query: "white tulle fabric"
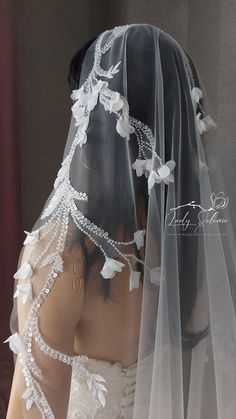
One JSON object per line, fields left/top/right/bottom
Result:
{"left": 4, "top": 23, "right": 236, "bottom": 419}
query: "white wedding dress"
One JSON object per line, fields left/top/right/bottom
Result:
{"left": 67, "top": 357, "right": 137, "bottom": 419}
{"left": 67, "top": 353, "right": 152, "bottom": 418}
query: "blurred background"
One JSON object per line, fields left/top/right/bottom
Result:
{"left": 0, "top": 0, "right": 236, "bottom": 416}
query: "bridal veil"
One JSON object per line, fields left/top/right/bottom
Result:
{"left": 5, "top": 23, "right": 236, "bottom": 419}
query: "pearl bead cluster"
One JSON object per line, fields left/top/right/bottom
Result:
{"left": 177, "top": 43, "right": 207, "bottom": 119}
{"left": 129, "top": 116, "right": 162, "bottom": 165}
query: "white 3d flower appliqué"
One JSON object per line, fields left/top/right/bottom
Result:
{"left": 196, "top": 113, "right": 217, "bottom": 135}
{"left": 23, "top": 229, "right": 40, "bottom": 245}
{"left": 4, "top": 332, "right": 24, "bottom": 354}
{"left": 129, "top": 271, "right": 141, "bottom": 291}
{"left": 148, "top": 160, "right": 176, "bottom": 192}
{"left": 116, "top": 117, "right": 135, "bottom": 139}
{"left": 76, "top": 128, "right": 88, "bottom": 148}
{"left": 103, "top": 92, "right": 124, "bottom": 113}
{"left": 92, "top": 80, "right": 109, "bottom": 97}
{"left": 132, "top": 159, "right": 152, "bottom": 177}
{"left": 191, "top": 87, "right": 203, "bottom": 107}
{"left": 71, "top": 80, "right": 108, "bottom": 127}
{"left": 100, "top": 257, "right": 126, "bottom": 279}
{"left": 71, "top": 102, "right": 86, "bottom": 125}
{"left": 132, "top": 159, "right": 146, "bottom": 177}
{"left": 84, "top": 81, "right": 108, "bottom": 112}
{"left": 13, "top": 262, "right": 33, "bottom": 280}
{"left": 14, "top": 283, "right": 33, "bottom": 304}
{"left": 134, "top": 229, "right": 146, "bottom": 249}
{"left": 70, "top": 85, "right": 84, "bottom": 101}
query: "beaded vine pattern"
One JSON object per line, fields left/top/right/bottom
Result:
{"left": 4, "top": 24, "right": 217, "bottom": 418}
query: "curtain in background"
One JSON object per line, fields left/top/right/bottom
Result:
{"left": 2, "top": 0, "right": 236, "bottom": 415}
{"left": 0, "top": 1, "right": 23, "bottom": 417}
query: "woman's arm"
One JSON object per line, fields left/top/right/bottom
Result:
{"left": 6, "top": 235, "right": 85, "bottom": 419}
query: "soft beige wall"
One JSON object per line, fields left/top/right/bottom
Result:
{"left": 17, "top": 0, "right": 236, "bottom": 229}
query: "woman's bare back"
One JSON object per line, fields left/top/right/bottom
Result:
{"left": 73, "top": 249, "right": 143, "bottom": 368}
{"left": 73, "top": 198, "right": 146, "bottom": 368}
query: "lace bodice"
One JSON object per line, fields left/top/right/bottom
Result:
{"left": 67, "top": 357, "right": 137, "bottom": 419}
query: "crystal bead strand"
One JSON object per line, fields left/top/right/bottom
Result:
{"left": 33, "top": 315, "right": 88, "bottom": 366}
{"left": 20, "top": 211, "right": 60, "bottom": 271}
{"left": 129, "top": 117, "right": 162, "bottom": 165}
{"left": 179, "top": 46, "right": 207, "bottom": 118}
{"left": 72, "top": 209, "right": 134, "bottom": 273}
{"left": 33, "top": 216, "right": 61, "bottom": 269}
{"left": 20, "top": 354, "right": 55, "bottom": 418}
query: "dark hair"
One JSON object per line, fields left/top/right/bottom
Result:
{"left": 67, "top": 35, "right": 208, "bottom": 350}
{"left": 67, "top": 37, "right": 97, "bottom": 91}
{"left": 67, "top": 37, "right": 147, "bottom": 302}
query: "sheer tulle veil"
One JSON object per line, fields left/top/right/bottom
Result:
{"left": 5, "top": 23, "right": 236, "bottom": 419}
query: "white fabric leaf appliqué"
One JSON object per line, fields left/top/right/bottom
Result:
{"left": 82, "top": 80, "right": 108, "bottom": 112}
{"left": 91, "top": 374, "right": 106, "bottom": 383}
{"left": 116, "top": 117, "right": 135, "bottom": 139}
{"left": 3, "top": 332, "right": 24, "bottom": 354}
{"left": 23, "top": 229, "right": 40, "bottom": 245}
{"left": 191, "top": 87, "right": 203, "bottom": 107}
{"left": 106, "top": 60, "right": 122, "bottom": 78}
{"left": 85, "top": 93, "right": 98, "bottom": 112}
{"left": 26, "top": 399, "right": 34, "bottom": 410}
{"left": 89, "top": 372, "right": 108, "bottom": 408}
{"left": 100, "top": 257, "right": 126, "bottom": 279}
{"left": 134, "top": 229, "right": 146, "bottom": 249}
{"left": 70, "top": 86, "right": 84, "bottom": 101}
{"left": 132, "top": 159, "right": 152, "bottom": 177}
{"left": 22, "top": 387, "right": 33, "bottom": 400}
{"left": 148, "top": 160, "right": 175, "bottom": 192}
{"left": 104, "top": 91, "right": 124, "bottom": 113}
{"left": 98, "top": 390, "right": 106, "bottom": 408}
{"left": 14, "top": 283, "right": 32, "bottom": 304}
{"left": 147, "top": 170, "right": 163, "bottom": 193}
{"left": 132, "top": 159, "right": 146, "bottom": 177}
{"left": 13, "top": 262, "right": 33, "bottom": 281}
{"left": 87, "top": 377, "right": 92, "bottom": 391}
{"left": 196, "top": 113, "right": 217, "bottom": 135}
{"left": 129, "top": 271, "right": 141, "bottom": 292}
